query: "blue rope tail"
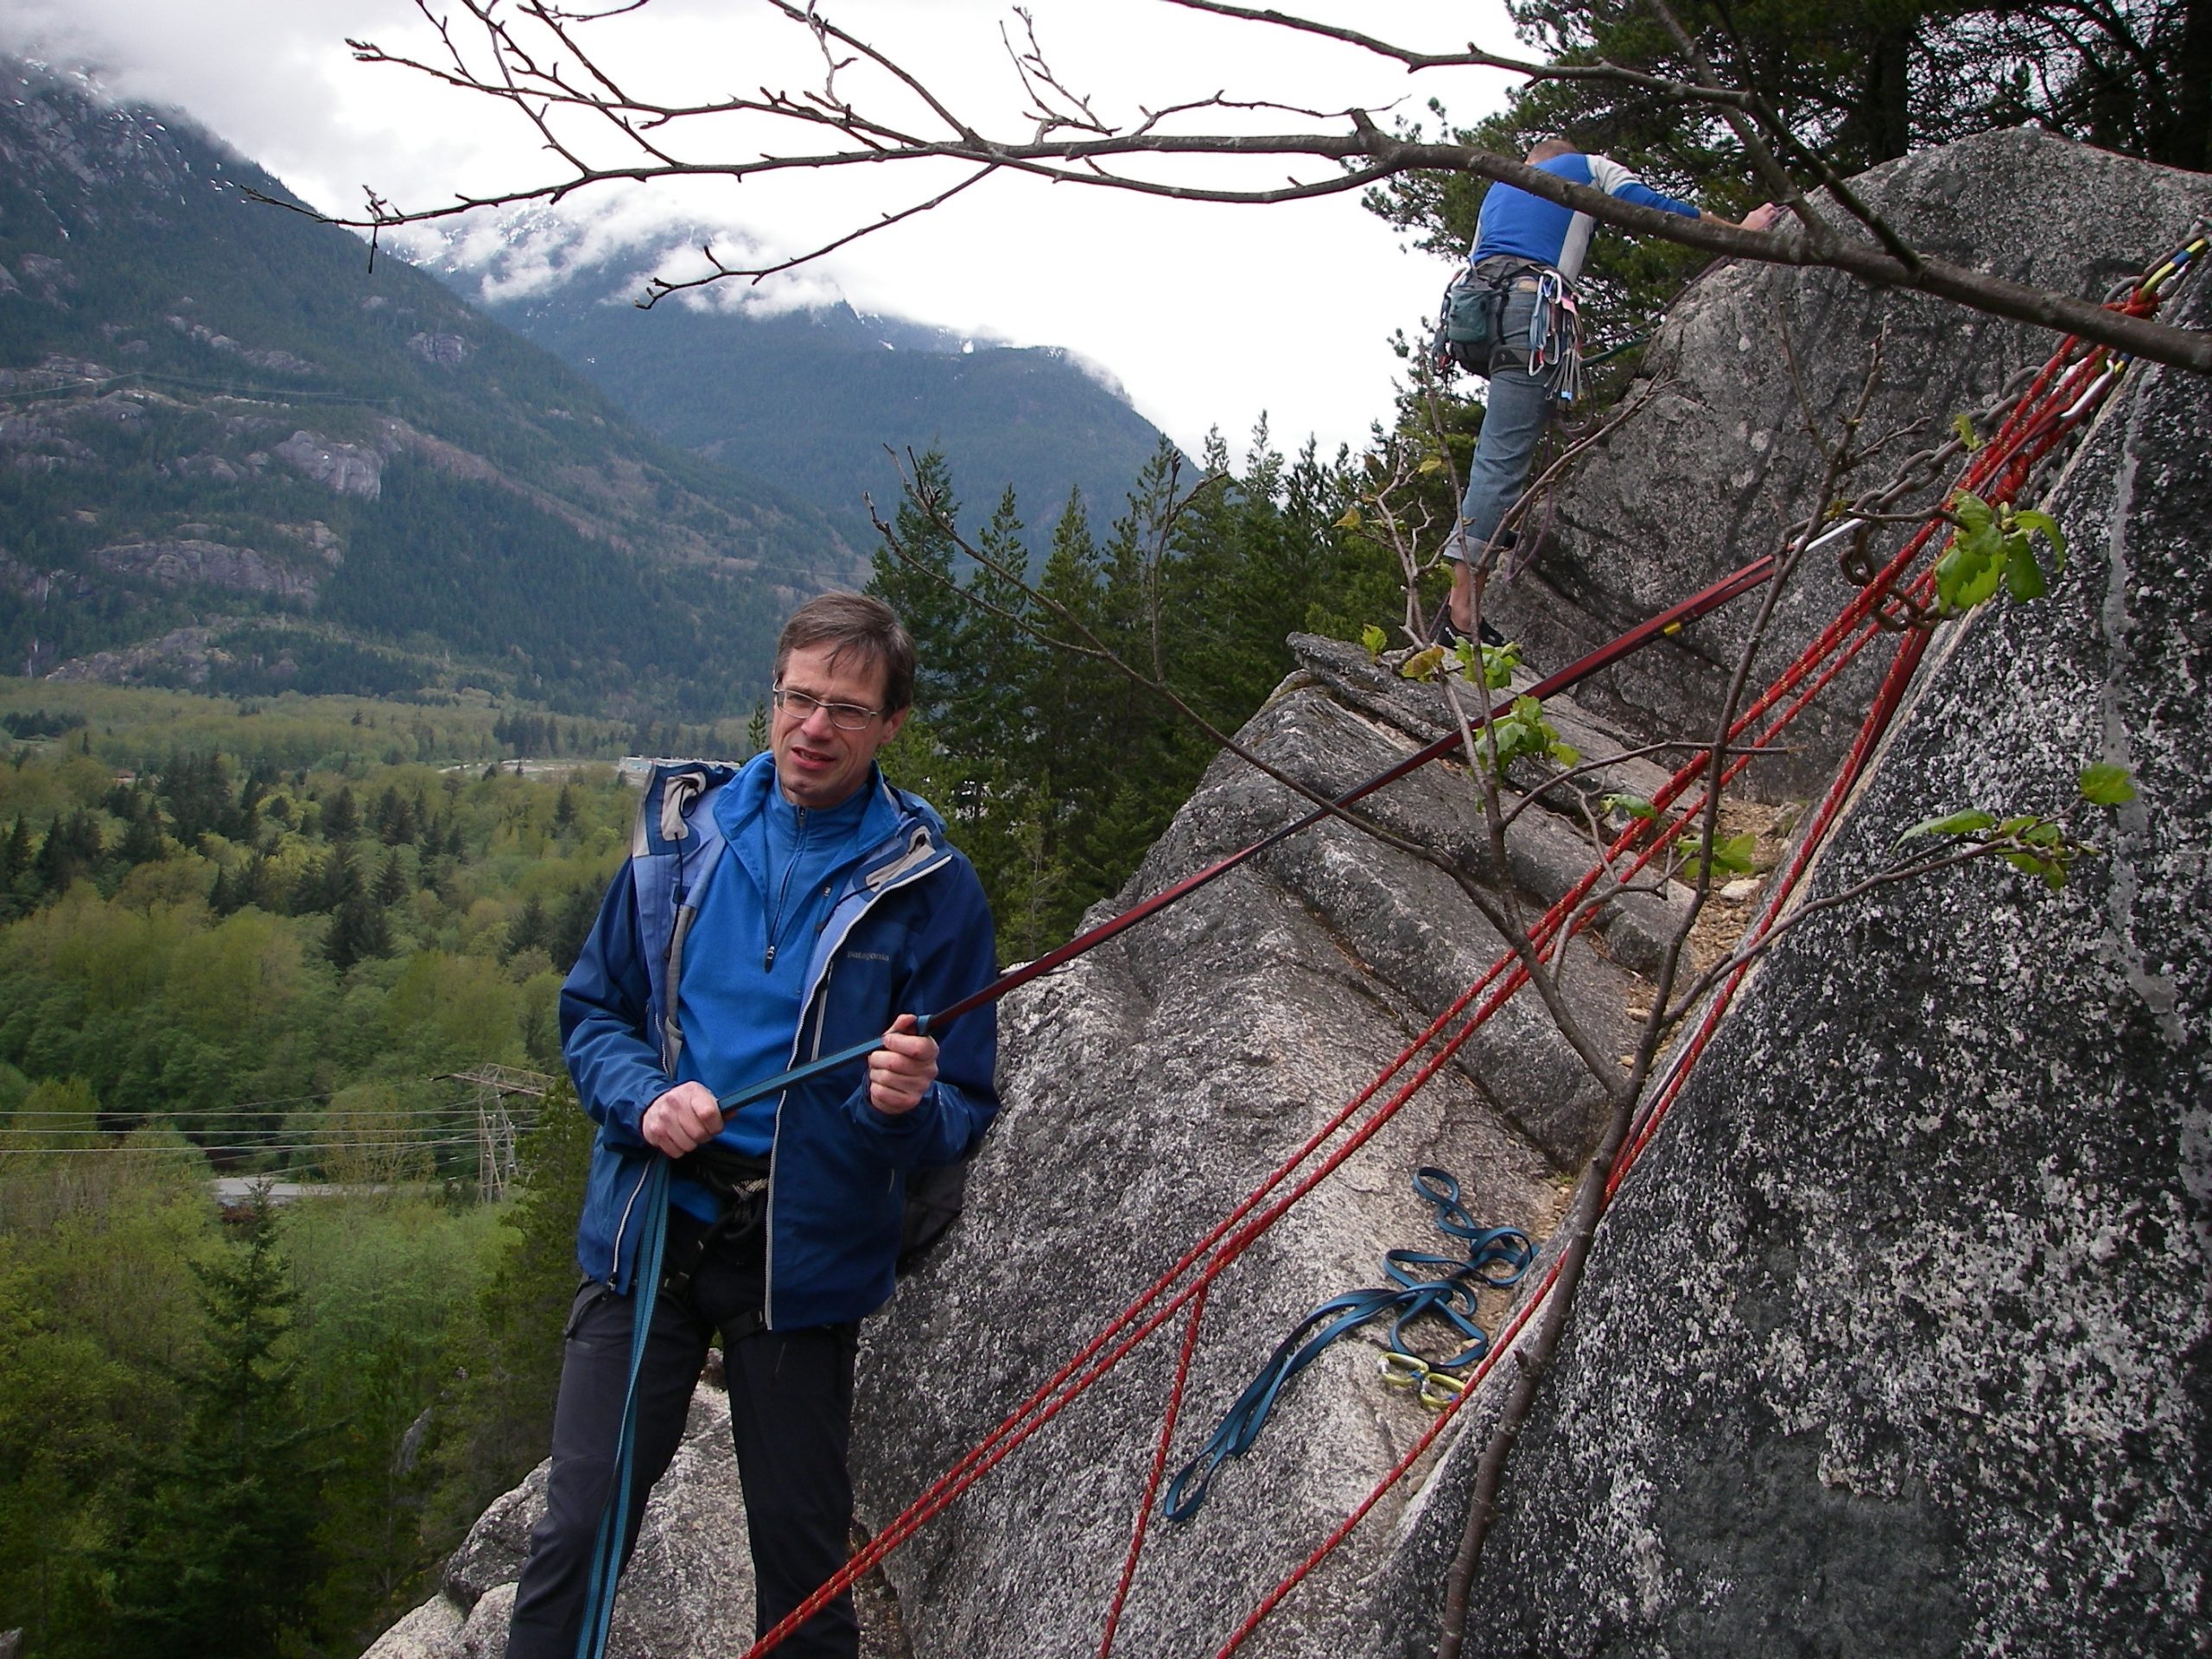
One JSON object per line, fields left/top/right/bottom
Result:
{"left": 1160, "top": 1167, "right": 1535, "bottom": 1522}
{"left": 574, "top": 1157, "right": 671, "bottom": 1659}
{"left": 571, "top": 1024, "right": 912, "bottom": 1659}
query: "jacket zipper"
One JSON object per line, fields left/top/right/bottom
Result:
{"left": 606, "top": 1157, "right": 652, "bottom": 1288}
{"left": 763, "top": 804, "right": 808, "bottom": 970}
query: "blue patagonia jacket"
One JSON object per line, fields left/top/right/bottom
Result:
{"left": 559, "top": 754, "right": 1000, "bottom": 1330}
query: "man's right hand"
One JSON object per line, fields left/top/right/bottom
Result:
{"left": 642, "top": 1081, "right": 723, "bottom": 1157}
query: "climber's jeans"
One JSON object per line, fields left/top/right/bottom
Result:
{"left": 505, "top": 1217, "right": 861, "bottom": 1659}
{"left": 1452, "top": 287, "right": 1554, "bottom": 563}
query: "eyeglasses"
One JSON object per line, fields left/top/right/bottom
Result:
{"left": 772, "top": 684, "right": 884, "bottom": 730}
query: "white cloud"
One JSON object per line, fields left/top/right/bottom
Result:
{"left": 0, "top": 0, "right": 1523, "bottom": 457}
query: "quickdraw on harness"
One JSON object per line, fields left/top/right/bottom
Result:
{"left": 569, "top": 548, "right": 1783, "bottom": 1659}
{"left": 1160, "top": 1168, "right": 1533, "bottom": 1521}
{"left": 1528, "top": 269, "right": 1584, "bottom": 403}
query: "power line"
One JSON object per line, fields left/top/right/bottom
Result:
{"left": 0, "top": 1136, "right": 490, "bottom": 1158}
{"left": 10, "top": 1106, "right": 537, "bottom": 1121}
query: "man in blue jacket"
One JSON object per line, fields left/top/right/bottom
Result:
{"left": 1440, "top": 138, "right": 1776, "bottom": 643}
{"left": 506, "top": 593, "right": 999, "bottom": 1659}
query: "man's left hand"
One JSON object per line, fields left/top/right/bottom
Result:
{"left": 868, "top": 1014, "right": 938, "bottom": 1115}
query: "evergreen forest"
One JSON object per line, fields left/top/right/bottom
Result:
{"left": 0, "top": 688, "right": 735, "bottom": 1656}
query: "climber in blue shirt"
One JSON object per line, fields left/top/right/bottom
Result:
{"left": 506, "top": 593, "right": 999, "bottom": 1659}
{"left": 1440, "top": 139, "right": 1777, "bottom": 645}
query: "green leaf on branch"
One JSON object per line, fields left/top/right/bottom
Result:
{"left": 2078, "top": 762, "right": 2136, "bottom": 805}
{"left": 1951, "top": 411, "right": 1983, "bottom": 453}
{"left": 1475, "top": 693, "right": 1570, "bottom": 777}
{"left": 1676, "top": 830, "right": 1757, "bottom": 882}
{"left": 2002, "top": 849, "right": 2069, "bottom": 890}
{"left": 1936, "top": 492, "right": 2066, "bottom": 615}
{"left": 1361, "top": 624, "right": 1388, "bottom": 661}
{"left": 1900, "top": 807, "right": 1998, "bottom": 841}
{"left": 2012, "top": 510, "right": 2065, "bottom": 569}
{"left": 1478, "top": 640, "right": 1520, "bottom": 690}
{"left": 1398, "top": 643, "right": 1446, "bottom": 683}
{"left": 2004, "top": 539, "right": 2048, "bottom": 600}
{"left": 1602, "top": 793, "right": 1659, "bottom": 821}
{"left": 1893, "top": 802, "right": 2094, "bottom": 892}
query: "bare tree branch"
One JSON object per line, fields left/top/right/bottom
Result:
{"left": 312, "top": 2, "right": 2212, "bottom": 372}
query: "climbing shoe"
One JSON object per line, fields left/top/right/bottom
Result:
{"left": 1431, "top": 608, "right": 1508, "bottom": 651}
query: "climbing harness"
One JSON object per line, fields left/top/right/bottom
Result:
{"left": 1160, "top": 1168, "right": 1532, "bottom": 1521}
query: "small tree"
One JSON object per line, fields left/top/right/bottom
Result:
{"left": 105, "top": 1189, "right": 322, "bottom": 1659}
{"left": 423, "top": 1078, "right": 595, "bottom": 1550}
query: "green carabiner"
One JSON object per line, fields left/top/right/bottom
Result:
{"left": 1378, "top": 1351, "right": 1428, "bottom": 1391}
{"left": 1417, "top": 1370, "right": 1467, "bottom": 1410}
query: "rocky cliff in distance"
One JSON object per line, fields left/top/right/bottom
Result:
{"left": 0, "top": 61, "right": 857, "bottom": 714}
{"left": 475, "top": 273, "right": 1169, "bottom": 561}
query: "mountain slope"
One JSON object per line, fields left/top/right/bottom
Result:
{"left": 0, "top": 62, "right": 863, "bottom": 715}
{"left": 474, "top": 265, "right": 1169, "bottom": 548}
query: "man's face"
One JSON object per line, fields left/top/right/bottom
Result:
{"left": 770, "top": 640, "right": 908, "bottom": 810}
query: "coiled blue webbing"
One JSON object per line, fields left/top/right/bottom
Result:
{"left": 1160, "top": 1167, "right": 1533, "bottom": 1522}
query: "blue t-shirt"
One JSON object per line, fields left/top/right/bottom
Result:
{"left": 667, "top": 776, "right": 875, "bottom": 1217}
{"left": 1471, "top": 152, "right": 1700, "bottom": 282}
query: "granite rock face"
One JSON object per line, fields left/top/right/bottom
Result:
{"left": 273, "top": 429, "right": 384, "bottom": 499}
{"left": 852, "top": 649, "right": 1668, "bottom": 1657}
{"left": 1490, "top": 130, "right": 2212, "bottom": 796}
{"left": 92, "top": 537, "right": 324, "bottom": 601}
{"left": 1449, "top": 240, "right": 2212, "bottom": 1659}
{"left": 361, "top": 1389, "right": 757, "bottom": 1659}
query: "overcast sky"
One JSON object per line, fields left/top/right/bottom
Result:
{"left": 0, "top": 0, "right": 1522, "bottom": 460}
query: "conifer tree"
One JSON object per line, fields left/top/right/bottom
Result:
{"left": 105, "top": 1190, "right": 321, "bottom": 1659}
{"left": 324, "top": 854, "right": 391, "bottom": 969}
{"left": 867, "top": 449, "right": 966, "bottom": 725}
{"left": 1, "top": 810, "right": 31, "bottom": 901}
{"left": 375, "top": 849, "right": 410, "bottom": 907}
{"left": 508, "top": 893, "right": 550, "bottom": 958}
{"left": 550, "top": 883, "right": 601, "bottom": 972}
{"left": 1032, "top": 488, "right": 1109, "bottom": 760}
{"left": 944, "top": 486, "right": 1036, "bottom": 769}
{"left": 209, "top": 859, "right": 245, "bottom": 917}
{"left": 423, "top": 1080, "right": 595, "bottom": 1550}
{"left": 32, "top": 809, "right": 102, "bottom": 895}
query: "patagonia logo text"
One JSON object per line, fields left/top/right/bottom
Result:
{"left": 846, "top": 950, "right": 892, "bottom": 963}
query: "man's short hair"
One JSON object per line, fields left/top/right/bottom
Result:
{"left": 776, "top": 593, "right": 917, "bottom": 714}
{"left": 1527, "top": 137, "right": 1576, "bottom": 162}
